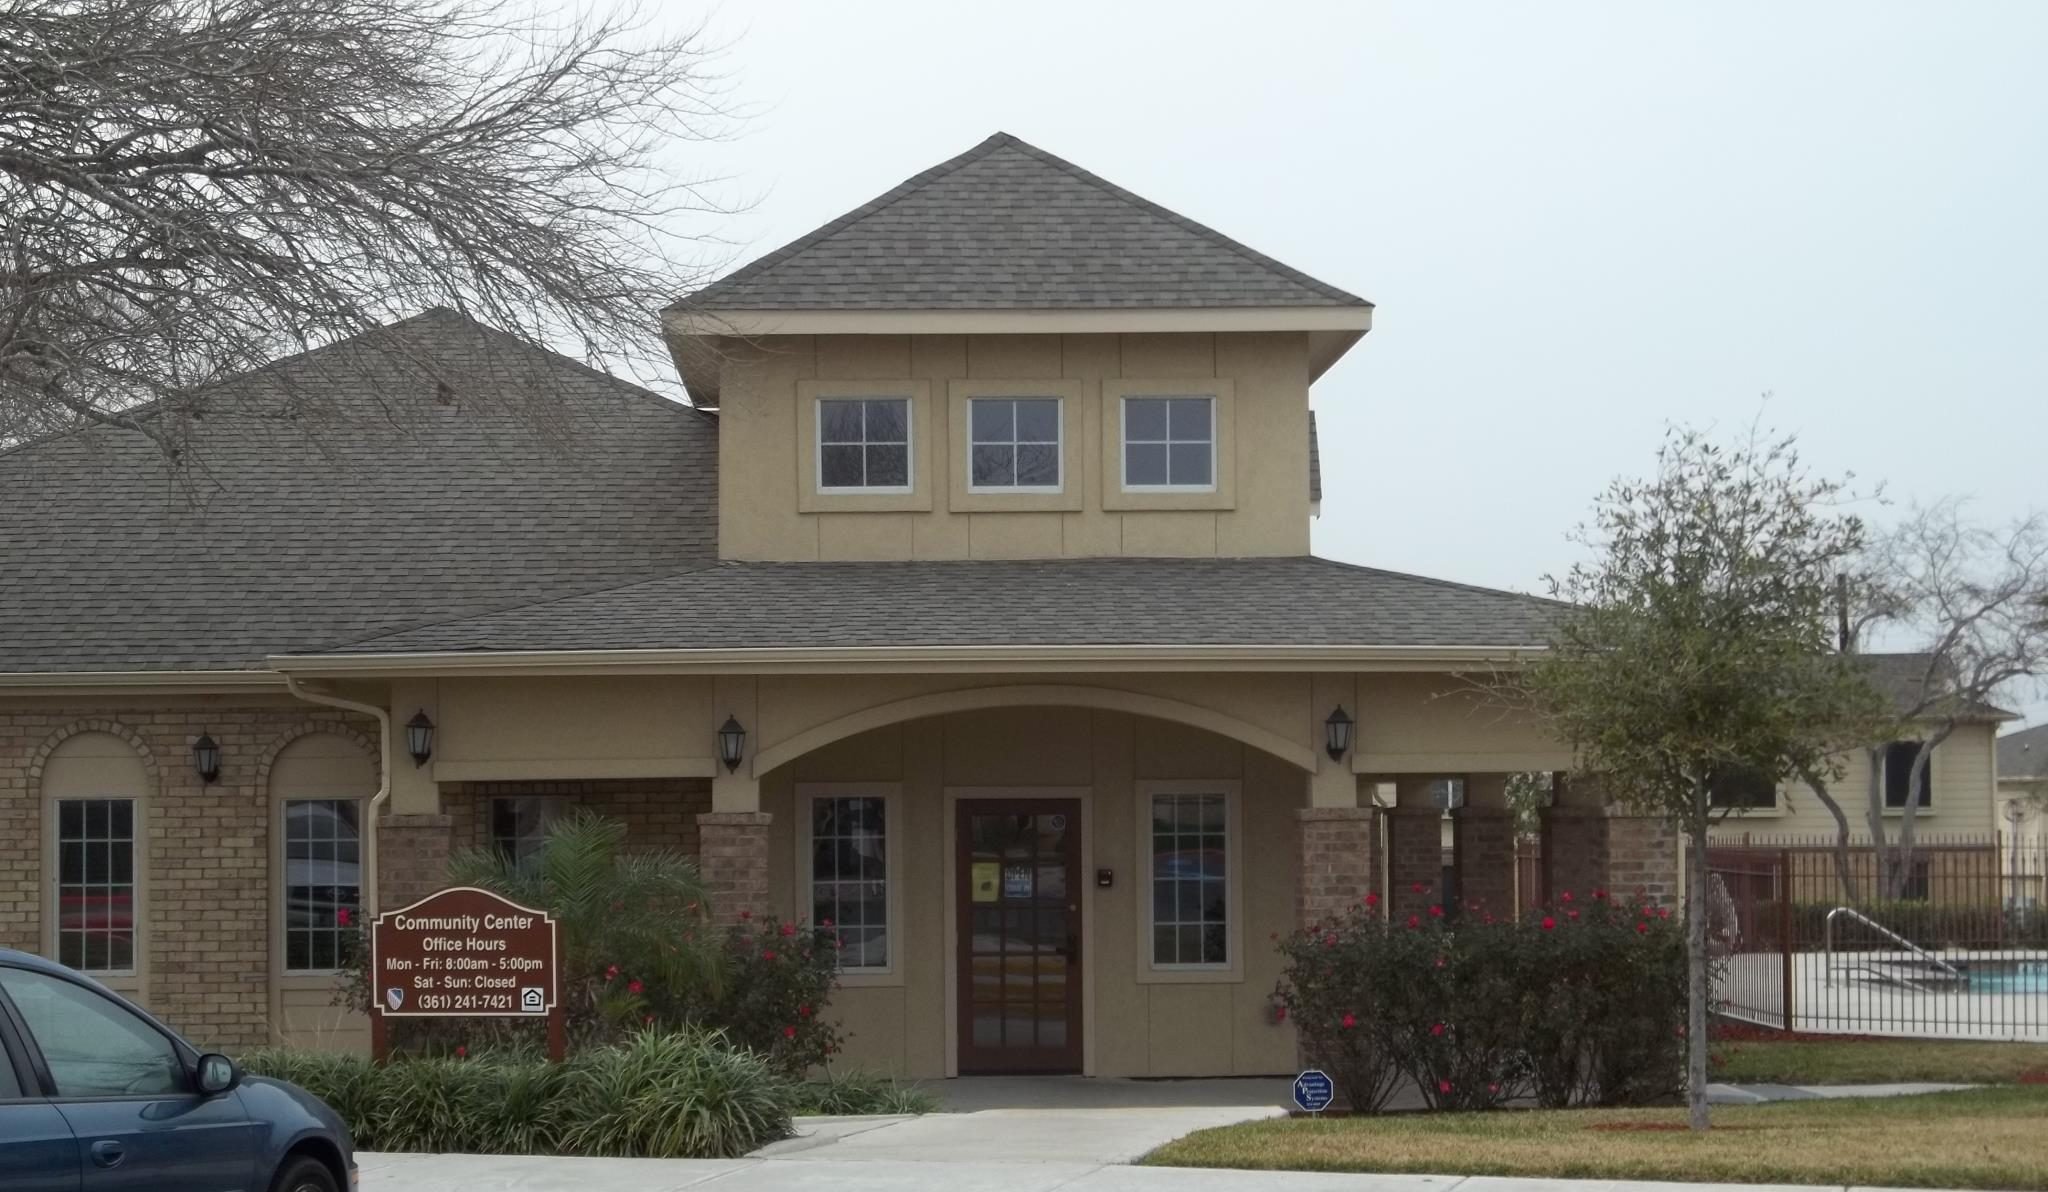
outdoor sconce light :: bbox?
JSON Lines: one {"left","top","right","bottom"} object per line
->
{"left": 717, "top": 715, "right": 747, "bottom": 773}
{"left": 192, "top": 733, "right": 222, "bottom": 784}
{"left": 1324, "top": 705, "right": 1355, "bottom": 762}
{"left": 406, "top": 710, "right": 436, "bottom": 768}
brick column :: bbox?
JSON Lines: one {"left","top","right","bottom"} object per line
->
{"left": 698, "top": 811, "right": 772, "bottom": 926}
{"left": 1541, "top": 774, "right": 1679, "bottom": 909}
{"left": 1296, "top": 807, "right": 1380, "bottom": 926}
{"left": 1606, "top": 814, "right": 1680, "bottom": 908}
{"left": 1452, "top": 809, "right": 1516, "bottom": 919}
{"left": 1384, "top": 807, "right": 1444, "bottom": 919}
{"left": 377, "top": 813, "right": 453, "bottom": 911}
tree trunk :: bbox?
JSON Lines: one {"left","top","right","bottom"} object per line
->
{"left": 1686, "top": 806, "right": 1711, "bottom": 1132}
{"left": 1863, "top": 745, "right": 1893, "bottom": 898}
{"left": 1799, "top": 767, "right": 1861, "bottom": 902}
{"left": 1890, "top": 728, "right": 1951, "bottom": 898}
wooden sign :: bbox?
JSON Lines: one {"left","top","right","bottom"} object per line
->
{"left": 368, "top": 886, "right": 564, "bottom": 1060}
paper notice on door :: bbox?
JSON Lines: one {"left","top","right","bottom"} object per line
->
{"left": 971, "top": 861, "right": 1001, "bottom": 902}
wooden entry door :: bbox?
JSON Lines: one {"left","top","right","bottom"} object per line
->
{"left": 956, "top": 799, "right": 1083, "bottom": 1074}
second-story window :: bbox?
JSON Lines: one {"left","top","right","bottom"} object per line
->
{"left": 1122, "top": 396, "right": 1214, "bottom": 490}
{"left": 818, "top": 397, "right": 910, "bottom": 492}
{"left": 969, "top": 397, "right": 1061, "bottom": 491}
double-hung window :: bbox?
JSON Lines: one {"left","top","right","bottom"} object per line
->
{"left": 969, "top": 397, "right": 1062, "bottom": 491}
{"left": 282, "top": 799, "right": 361, "bottom": 972}
{"left": 1883, "top": 740, "right": 1934, "bottom": 808}
{"left": 1709, "top": 765, "right": 1779, "bottom": 811}
{"left": 1122, "top": 396, "right": 1215, "bottom": 490}
{"left": 1147, "top": 788, "right": 1232, "bottom": 968}
{"left": 803, "top": 791, "right": 892, "bottom": 973}
{"left": 54, "top": 798, "right": 137, "bottom": 974}
{"left": 817, "top": 397, "right": 911, "bottom": 492}
{"left": 491, "top": 796, "right": 564, "bottom": 865}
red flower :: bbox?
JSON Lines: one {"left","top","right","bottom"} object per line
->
{"left": 762, "top": 949, "right": 777, "bottom": 961}
{"left": 1567, "top": 909, "right": 1580, "bottom": 921}
{"left": 1429, "top": 1022, "right": 1445, "bottom": 1037}
{"left": 822, "top": 918, "right": 834, "bottom": 928}
{"left": 798, "top": 1004, "right": 813, "bottom": 1018}
{"left": 1364, "top": 892, "right": 1380, "bottom": 908}
{"left": 1438, "top": 1080, "right": 1453, "bottom": 1094}
{"left": 1434, "top": 955, "right": 1446, "bottom": 969}
{"left": 1411, "top": 882, "right": 1426, "bottom": 894}
{"left": 739, "top": 910, "right": 751, "bottom": 921}
{"left": 784, "top": 1025, "right": 797, "bottom": 1039}
{"left": 1657, "top": 907, "right": 1671, "bottom": 920}
{"left": 1488, "top": 1082, "right": 1501, "bottom": 1095}
{"left": 780, "top": 922, "right": 796, "bottom": 937}
{"left": 1636, "top": 921, "right": 1650, "bottom": 934}
{"left": 1428, "top": 904, "right": 1444, "bottom": 919}
{"left": 1482, "top": 912, "right": 1495, "bottom": 925}
{"left": 605, "top": 965, "right": 620, "bottom": 982}
{"left": 1340, "top": 1013, "right": 1357, "bottom": 1030}
{"left": 454, "top": 1046, "right": 467, "bottom": 1059}
{"left": 1559, "top": 890, "right": 1574, "bottom": 903}
{"left": 1593, "top": 888, "right": 1608, "bottom": 901}
{"left": 627, "top": 979, "right": 644, "bottom": 995}
{"left": 1274, "top": 1006, "right": 1288, "bottom": 1022}
{"left": 1320, "top": 932, "right": 1336, "bottom": 948}
{"left": 643, "top": 1014, "right": 655, "bottom": 1026}
{"left": 1541, "top": 916, "right": 1556, "bottom": 931}
{"left": 335, "top": 908, "right": 351, "bottom": 927}
{"left": 1406, "top": 915, "right": 1421, "bottom": 930}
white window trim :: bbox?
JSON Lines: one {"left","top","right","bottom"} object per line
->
{"left": 1119, "top": 394, "right": 1219, "bottom": 493}
{"left": 814, "top": 395, "right": 914, "bottom": 496}
{"left": 44, "top": 794, "right": 145, "bottom": 986}
{"left": 794, "top": 782, "right": 904, "bottom": 987}
{"left": 965, "top": 395, "right": 1065, "bottom": 495}
{"left": 1133, "top": 779, "right": 1244, "bottom": 984}
{"left": 277, "top": 796, "right": 365, "bottom": 979}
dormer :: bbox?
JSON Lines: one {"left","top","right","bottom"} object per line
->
{"left": 664, "top": 133, "right": 1372, "bottom": 561}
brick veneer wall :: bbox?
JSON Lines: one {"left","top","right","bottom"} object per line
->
{"left": 0, "top": 704, "right": 377, "bottom": 1050}
{"left": 1296, "top": 807, "right": 1380, "bottom": 927}
{"left": 439, "top": 778, "right": 710, "bottom": 860}
{"left": 1540, "top": 808, "right": 1679, "bottom": 909}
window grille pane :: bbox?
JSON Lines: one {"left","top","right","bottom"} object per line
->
{"left": 1150, "top": 793, "right": 1228, "bottom": 966}
{"left": 811, "top": 797, "right": 888, "bottom": 969}
{"left": 1016, "top": 444, "right": 1060, "bottom": 486}
{"left": 971, "top": 399, "right": 1013, "bottom": 441}
{"left": 1125, "top": 397, "right": 1168, "bottom": 440}
{"left": 55, "top": 798, "right": 137, "bottom": 975}
{"left": 820, "top": 444, "right": 864, "bottom": 488}
{"left": 1169, "top": 443, "right": 1211, "bottom": 486}
{"left": 283, "top": 799, "right": 361, "bottom": 973}
{"left": 1125, "top": 443, "right": 1168, "bottom": 486}
{"left": 819, "top": 400, "right": 863, "bottom": 442}
{"left": 972, "top": 443, "right": 1014, "bottom": 487}
{"left": 865, "top": 445, "right": 908, "bottom": 487}
{"left": 864, "top": 399, "right": 907, "bottom": 442}
{"left": 1014, "top": 399, "right": 1059, "bottom": 443}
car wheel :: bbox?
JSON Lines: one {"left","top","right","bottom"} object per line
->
{"left": 270, "top": 1155, "right": 340, "bottom": 1192}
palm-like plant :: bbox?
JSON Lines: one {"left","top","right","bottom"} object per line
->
{"left": 447, "top": 812, "right": 724, "bottom": 1040}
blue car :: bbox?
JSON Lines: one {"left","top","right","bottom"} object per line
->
{"left": 0, "top": 948, "right": 356, "bottom": 1191}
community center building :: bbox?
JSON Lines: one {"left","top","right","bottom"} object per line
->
{"left": 2, "top": 134, "right": 1683, "bottom": 1078}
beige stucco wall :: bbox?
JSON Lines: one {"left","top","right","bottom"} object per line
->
{"left": 759, "top": 707, "right": 1305, "bottom": 1079}
{"left": 1710, "top": 722, "right": 2001, "bottom": 841}
{"left": 715, "top": 331, "right": 1313, "bottom": 561}
{"left": 1354, "top": 672, "right": 1572, "bottom": 774}
{"left": 430, "top": 677, "right": 717, "bottom": 782}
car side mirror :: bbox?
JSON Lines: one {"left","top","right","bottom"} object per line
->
{"left": 195, "top": 1053, "right": 239, "bottom": 1096}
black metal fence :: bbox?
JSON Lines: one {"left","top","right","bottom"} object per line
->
{"left": 1707, "top": 834, "right": 2047, "bottom": 1040}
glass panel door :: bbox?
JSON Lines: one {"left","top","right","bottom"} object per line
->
{"left": 957, "top": 799, "right": 1081, "bottom": 1073}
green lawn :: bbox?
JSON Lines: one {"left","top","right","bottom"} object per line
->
{"left": 1142, "top": 1087, "right": 2048, "bottom": 1190}
{"left": 1713, "top": 1038, "right": 2048, "bottom": 1085}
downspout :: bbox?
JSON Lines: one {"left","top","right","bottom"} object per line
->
{"left": 284, "top": 675, "right": 392, "bottom": 917}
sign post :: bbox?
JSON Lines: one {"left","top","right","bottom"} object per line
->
{"left": 1292, "top": 1068, "right": 1334, "bottom": 1116}
{"left": 368, "top": 886, "right": 562, "bottom": 1062}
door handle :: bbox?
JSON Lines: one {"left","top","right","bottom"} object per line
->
{"left": 90, "top": 1140, "right": 126, "bottom": 1168}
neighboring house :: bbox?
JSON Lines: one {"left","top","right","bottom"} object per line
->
{"left": 0, "top": 133, "right": 1674, "bottom": 1079}
{"left": 1997, "top": 724, "right": 2048, "bottom": 906}
{"left": 1706, "top": 653, "right": 2009, "bottom": 844}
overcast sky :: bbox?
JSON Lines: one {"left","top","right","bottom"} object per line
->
{"left": 666, "top": 2, "right": 2046, "bottom": 725}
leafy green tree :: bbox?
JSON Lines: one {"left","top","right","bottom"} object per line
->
{"left": 1513, "top": 427, "right": 1882, "bottom": 1130}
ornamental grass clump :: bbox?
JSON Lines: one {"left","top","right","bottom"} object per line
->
{"left": 1277, "top": 883, "right": 1688, "bottom": 1113}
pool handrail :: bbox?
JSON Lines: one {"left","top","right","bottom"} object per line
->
{"left": 1822, "top": 906, "right": 1965, "bottom": 988}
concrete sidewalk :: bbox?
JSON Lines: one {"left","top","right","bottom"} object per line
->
{"left": 358, "top": 1152, "right": 1984, "bottom": 1192}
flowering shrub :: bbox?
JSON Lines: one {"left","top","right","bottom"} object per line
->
{"left": 696, "top": 915, "right": 842, "bottom": 1075}
{"left": 1277, "top": 884, "right": 1688, "bottom": 1112}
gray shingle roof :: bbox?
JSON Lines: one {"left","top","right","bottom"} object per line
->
{"left": 0, "top": 311, "right": 718, "bottom": 672}
{"left": 1860, "top": 652, "right": 2012, "bottom": 720}
{"left": 310, "top": 557, "right": 1559, "bottom": 656}
{"left": 678, "top": 133, "right": 1371, "bottom": 312}
{"left": 2000, "top": 724, "right": 2048, "bottom": 782}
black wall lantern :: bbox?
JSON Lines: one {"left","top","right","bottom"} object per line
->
{"left": 1324, "top": 705, "right": 1355, "bottom": 762}
{"left": 717, "top": 715, "right": 747, "bottom": 773}
{"left": 192, "top": 733, "right": 222, "bottom": 784}
{"left": 406, "top": 710, "right": 436, "bottom": 768}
